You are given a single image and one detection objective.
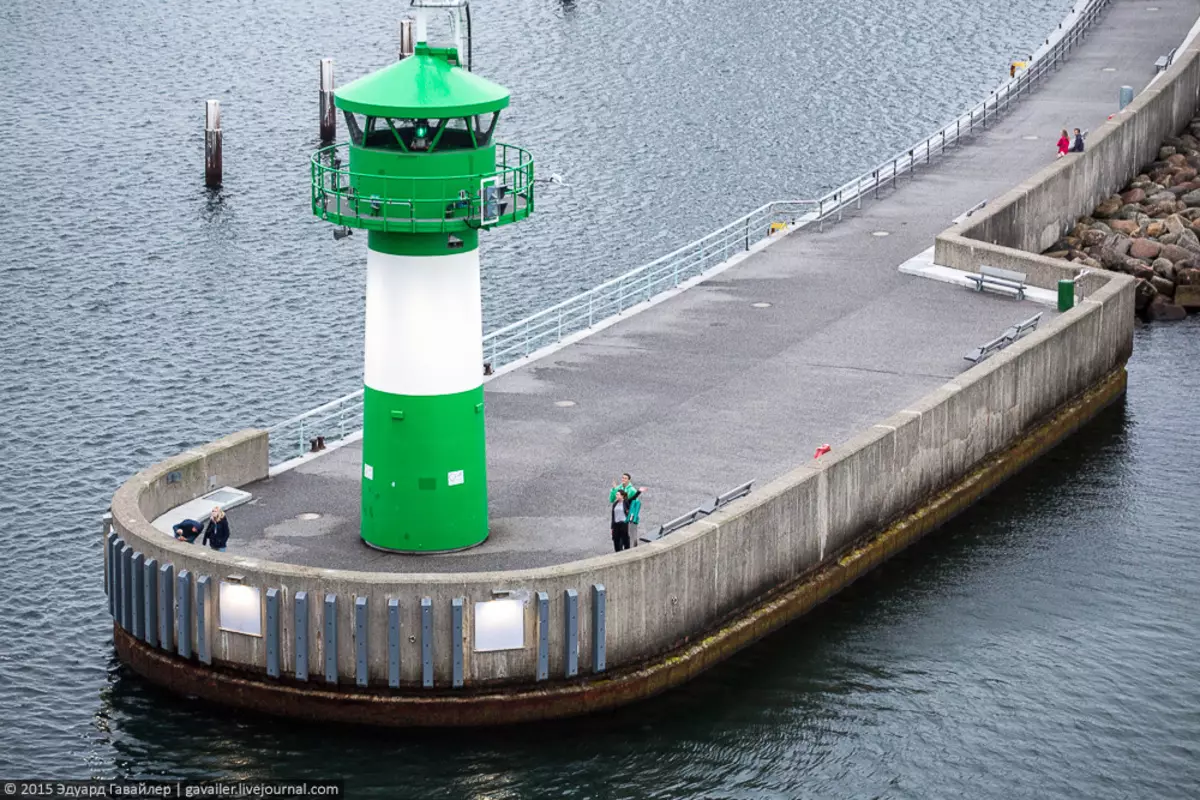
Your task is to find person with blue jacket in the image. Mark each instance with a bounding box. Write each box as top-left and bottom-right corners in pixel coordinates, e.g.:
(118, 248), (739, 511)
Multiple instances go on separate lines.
(200, 506), (231, 552)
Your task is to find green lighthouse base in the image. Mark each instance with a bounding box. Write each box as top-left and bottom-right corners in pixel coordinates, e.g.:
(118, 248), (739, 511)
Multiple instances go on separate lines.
(360, 385), (489, 552)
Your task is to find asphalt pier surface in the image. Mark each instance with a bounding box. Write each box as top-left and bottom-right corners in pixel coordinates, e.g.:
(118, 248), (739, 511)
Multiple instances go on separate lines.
(224, 0), (1195, 573)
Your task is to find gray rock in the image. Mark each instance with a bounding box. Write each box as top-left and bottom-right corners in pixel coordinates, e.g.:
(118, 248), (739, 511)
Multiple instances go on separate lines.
(1181, 189), (1200, 207)
(1150, 276), (1176, 297)
(1160, 243), (1195, 264)
(1152, 258), (1177, 281)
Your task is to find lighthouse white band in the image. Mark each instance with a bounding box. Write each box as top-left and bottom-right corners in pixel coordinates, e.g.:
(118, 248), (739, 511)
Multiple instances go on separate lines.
(364, 248), (484, 396)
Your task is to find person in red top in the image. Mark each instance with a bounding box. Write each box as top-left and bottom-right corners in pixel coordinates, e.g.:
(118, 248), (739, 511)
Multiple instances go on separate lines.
(1057, 129), (1070, 159)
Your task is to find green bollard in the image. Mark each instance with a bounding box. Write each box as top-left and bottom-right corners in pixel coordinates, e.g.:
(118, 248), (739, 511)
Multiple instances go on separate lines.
(1058, 278), (1075, 312)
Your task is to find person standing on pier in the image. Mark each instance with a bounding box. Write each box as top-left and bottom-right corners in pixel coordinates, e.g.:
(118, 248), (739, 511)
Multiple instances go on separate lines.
(627, 486), (644, 546)
(1057, 129), (1071, 159)
(610, 489), (630, 552)
(201, 506), (231, 552)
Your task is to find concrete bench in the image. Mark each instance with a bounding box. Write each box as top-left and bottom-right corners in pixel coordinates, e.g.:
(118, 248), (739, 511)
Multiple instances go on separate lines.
(966, 265), (1027, 300)
(1155, 47), (1178, 72)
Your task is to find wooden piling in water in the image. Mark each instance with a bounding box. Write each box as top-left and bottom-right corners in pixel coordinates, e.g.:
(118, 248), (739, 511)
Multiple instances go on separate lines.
(319, 59), (335, 143)
(204, 100), (222, 188)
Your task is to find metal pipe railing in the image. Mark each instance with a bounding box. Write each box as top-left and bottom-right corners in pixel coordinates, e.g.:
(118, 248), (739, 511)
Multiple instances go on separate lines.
(268, 0), (1112, 465)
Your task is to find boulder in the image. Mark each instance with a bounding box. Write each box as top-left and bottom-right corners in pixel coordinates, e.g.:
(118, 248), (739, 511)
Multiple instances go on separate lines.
(1129, 238), (1161, 260)
(1100, 246), (1128, 270)
(1080, 229), (1107, 248)
(1160, 243), (1195, 264)
(1104, 233), (1132, 256)
(1175, 167), (1198, 183)
(1146, 295), (1188, 321)
(1160, 146), (1178, 160)
(1094, 196), (1122, 218)
(1152, 258), (1177, 281)
(1131, 263), (1156, 281)
(1080, 256), (1103, 269)
(1150, 276), (1176, 297)
(1134, 279), (1158, 311)
(1110, 218), (1140, 235)
(1167, 152), (1188, 167)
(1120, 187), (1147, 204)
(1176, 267), (1200, 285)
(1045, 249), (1070, 260)
(1091, 221), (1113, 235)
(1118, 204), (1143, 220)
(1181, 189), (1200, 207)
(1174, 284), (1200, 308)
(1070, 222), (1092, 239)
(1148, 191), (1177, 204)
(1181, 208), (1200, 221)
(1160, 231), (1181, 245)
(1146, 221), (1167, 238)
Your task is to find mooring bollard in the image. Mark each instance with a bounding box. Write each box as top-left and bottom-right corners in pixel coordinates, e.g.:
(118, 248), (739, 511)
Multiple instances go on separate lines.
(204, 99), (222, 188)
(319, 58), (335, 143)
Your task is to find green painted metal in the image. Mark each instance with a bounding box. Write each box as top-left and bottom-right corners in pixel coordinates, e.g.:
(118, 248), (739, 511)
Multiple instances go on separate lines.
(361, 385), (488, 552)
(310, 142), (534, 233)
(335, 44), (510, 118)
(313, 38), (533, 552)
(368, 230), (478, 257)
(1058, 279), (1075, 312)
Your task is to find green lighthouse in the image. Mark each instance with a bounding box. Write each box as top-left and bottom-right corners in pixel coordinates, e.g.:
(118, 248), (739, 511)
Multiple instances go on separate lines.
(311, 10), (534, 552)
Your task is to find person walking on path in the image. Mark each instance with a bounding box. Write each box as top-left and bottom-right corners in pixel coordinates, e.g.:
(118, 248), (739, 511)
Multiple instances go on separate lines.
(201, 506), (231, 552)
(610, 488), (630, 552)
(1056, 129), (1070, 159)
(1070, 127), (1086, 153)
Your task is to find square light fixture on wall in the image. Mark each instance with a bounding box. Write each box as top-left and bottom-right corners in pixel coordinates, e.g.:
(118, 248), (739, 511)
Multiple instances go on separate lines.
(218, 582), (263, 636)
(474, 598), (524, 651)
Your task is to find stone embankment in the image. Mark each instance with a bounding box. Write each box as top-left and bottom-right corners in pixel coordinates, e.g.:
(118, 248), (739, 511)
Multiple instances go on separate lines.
(1042, 116), (1200, 321)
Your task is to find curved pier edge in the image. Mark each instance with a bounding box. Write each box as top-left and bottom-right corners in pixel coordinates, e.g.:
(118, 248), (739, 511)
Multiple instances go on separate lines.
(114, 365), (1127, 728)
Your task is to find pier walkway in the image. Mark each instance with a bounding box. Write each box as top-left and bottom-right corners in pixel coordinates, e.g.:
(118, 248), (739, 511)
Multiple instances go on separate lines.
(226, 0), (1195, 573)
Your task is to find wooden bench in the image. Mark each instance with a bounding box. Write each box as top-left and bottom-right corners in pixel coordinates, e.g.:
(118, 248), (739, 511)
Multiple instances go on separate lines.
(1155, 47), (1178, 72)
(966, 265), (1027, 300)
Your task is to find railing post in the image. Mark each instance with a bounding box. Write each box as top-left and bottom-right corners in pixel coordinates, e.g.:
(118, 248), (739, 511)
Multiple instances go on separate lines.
(588, 293), (594, 326)
(744, 217), (750, 251)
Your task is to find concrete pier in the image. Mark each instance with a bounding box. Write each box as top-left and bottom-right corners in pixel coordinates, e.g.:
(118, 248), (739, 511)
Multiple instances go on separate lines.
(105, 0), (1197, 724)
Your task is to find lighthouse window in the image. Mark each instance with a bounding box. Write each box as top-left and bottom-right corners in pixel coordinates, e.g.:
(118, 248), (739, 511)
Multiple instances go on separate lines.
(473, 112), (499, 146)
(343, 111), (365, 146)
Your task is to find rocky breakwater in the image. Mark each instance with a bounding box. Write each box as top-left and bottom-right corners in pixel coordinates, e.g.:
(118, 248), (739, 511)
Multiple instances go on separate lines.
(1042, 120), (1200, 322)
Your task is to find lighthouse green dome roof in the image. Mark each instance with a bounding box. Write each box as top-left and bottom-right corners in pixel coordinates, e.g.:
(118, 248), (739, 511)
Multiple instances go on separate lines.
(335, 45), (511, 118)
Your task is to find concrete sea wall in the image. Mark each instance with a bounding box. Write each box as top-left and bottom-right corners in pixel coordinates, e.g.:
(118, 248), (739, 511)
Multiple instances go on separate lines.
(935, 18), (1200, 283)
(106, 274), (1133, 722)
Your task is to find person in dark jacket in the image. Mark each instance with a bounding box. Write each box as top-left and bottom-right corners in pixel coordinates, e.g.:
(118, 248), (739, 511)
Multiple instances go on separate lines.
(610, 489), (631, 552)
(1070, 128), (1086, 153)
(173, 518), (203, 543)
(201, 506), (231, 552)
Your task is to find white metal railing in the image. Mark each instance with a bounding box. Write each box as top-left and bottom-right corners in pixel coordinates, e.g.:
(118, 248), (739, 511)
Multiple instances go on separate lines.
(267, 0), (1112, 466)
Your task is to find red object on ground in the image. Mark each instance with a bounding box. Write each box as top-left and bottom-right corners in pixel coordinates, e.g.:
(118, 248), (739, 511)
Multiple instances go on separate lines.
(814, 444), (832, 459)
